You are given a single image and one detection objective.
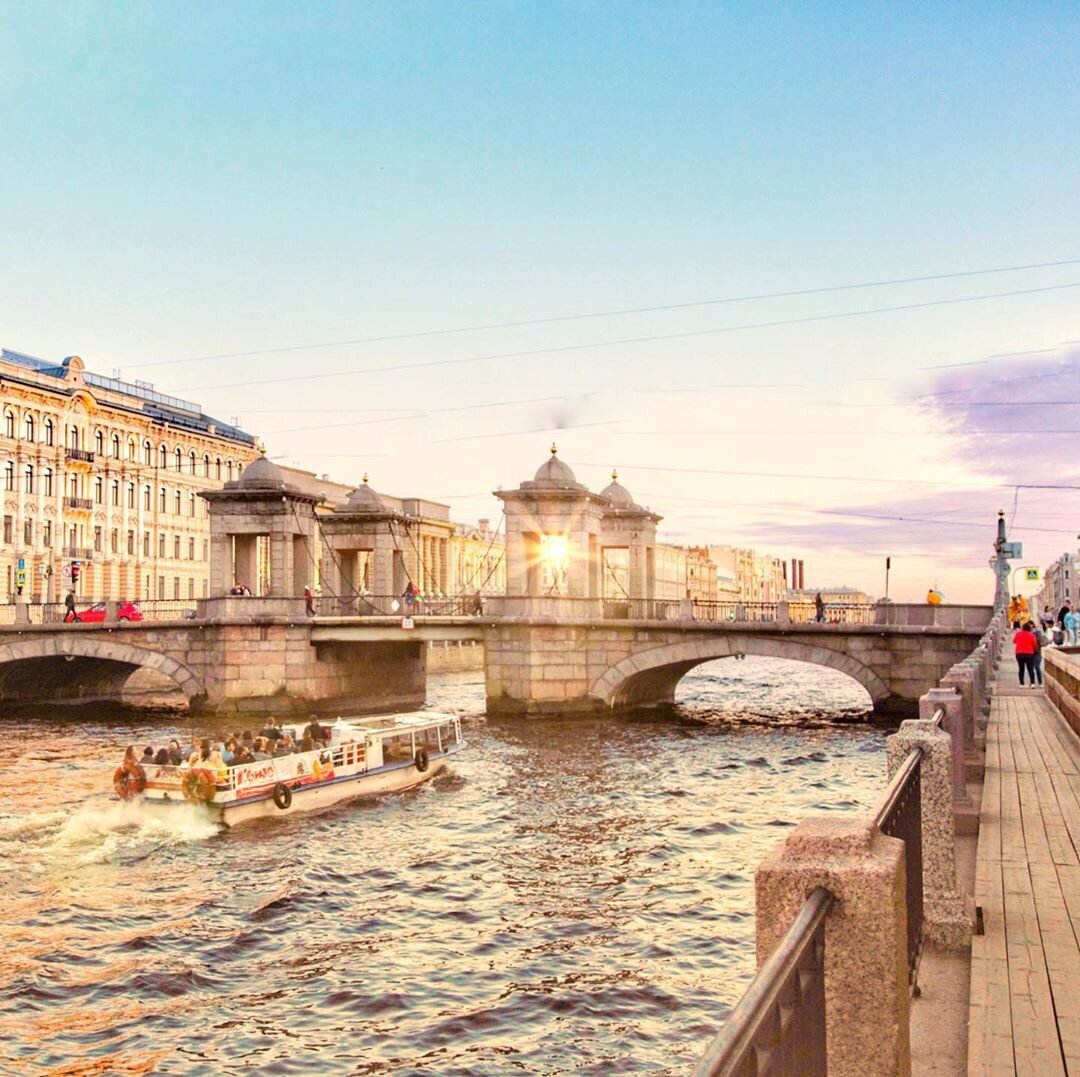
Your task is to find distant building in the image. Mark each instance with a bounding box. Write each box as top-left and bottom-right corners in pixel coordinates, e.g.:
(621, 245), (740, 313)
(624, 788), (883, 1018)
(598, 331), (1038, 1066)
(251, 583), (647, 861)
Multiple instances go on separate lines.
(708, 544), (787, 603)
(0, 348), (258, 604)
(1037, 551), (1080, 615)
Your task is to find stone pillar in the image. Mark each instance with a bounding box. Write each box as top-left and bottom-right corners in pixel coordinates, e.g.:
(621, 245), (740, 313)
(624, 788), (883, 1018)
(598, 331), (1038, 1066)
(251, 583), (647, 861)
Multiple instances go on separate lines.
(756, 817), (910, 1077)
(887, 718), (972, 949)
(920, 686), (977, 832)
(14, 599), (29, 625)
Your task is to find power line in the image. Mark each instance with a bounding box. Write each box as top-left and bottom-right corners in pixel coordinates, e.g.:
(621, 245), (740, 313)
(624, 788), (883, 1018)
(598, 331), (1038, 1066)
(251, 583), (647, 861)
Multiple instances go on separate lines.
(181, 281), (1080, 394)
(136, 256), (1080, 368)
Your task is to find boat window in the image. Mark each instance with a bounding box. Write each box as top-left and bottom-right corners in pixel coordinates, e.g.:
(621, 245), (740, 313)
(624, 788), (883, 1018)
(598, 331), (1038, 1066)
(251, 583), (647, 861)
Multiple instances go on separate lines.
(382, 734), (413, 763)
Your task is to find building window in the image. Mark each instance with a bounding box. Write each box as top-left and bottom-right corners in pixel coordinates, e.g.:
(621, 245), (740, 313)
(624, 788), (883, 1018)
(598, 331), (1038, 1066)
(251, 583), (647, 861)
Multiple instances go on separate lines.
(69, 475), (79, 499)
(189, 451), (196, 474)
(43, 520), (52, 547)
(143, 440), (152, 465)
(3, 411), (13, 437)
(143, 485), (151, 511)
(110, 529), (118, 554)
(215, 457), (222, 479)
(203, 454), (210, 477)
(44, 418), (54, 446)
(112, 433), (120, 458)
(202, 580), (208, 598)
(188, 536), (195, 560)
(159, 487), (166, 512)
(127, 482), (135, 509)
(93, 527), (102, 552)
(3, 462), (12, 491)
(109, 480), (117, 505)
(68, 426), (79, 450)
(143, 531), (150, 557)
(175, 447), (182, 472)
(173, 489), (181, 515)
(158, 576), (165, 600)
(95, 430), (104, 456)
(173, 535), (181, 559)
(158, 533), (166, 557)
(2, 516), (11, 544)
(226, 460), (234, 481)
(157, 445), (167, 468)
(94, 477), (103, 504)
(42, 468), (52, 497)
(202, 539), (209, 561)
(127, 530), (135, 555)
(173, 577), (181, 600)
(23, 520), (32, 546)
(188, 492), (196, 517)
(188, 578), (195, 600)
(127, 437), (135, 461)
(24, 415), (34, 442)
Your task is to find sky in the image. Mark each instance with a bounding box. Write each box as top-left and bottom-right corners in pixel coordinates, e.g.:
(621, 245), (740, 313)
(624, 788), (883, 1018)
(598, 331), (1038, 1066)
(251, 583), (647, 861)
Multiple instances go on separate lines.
(2, 2), (1079, 603)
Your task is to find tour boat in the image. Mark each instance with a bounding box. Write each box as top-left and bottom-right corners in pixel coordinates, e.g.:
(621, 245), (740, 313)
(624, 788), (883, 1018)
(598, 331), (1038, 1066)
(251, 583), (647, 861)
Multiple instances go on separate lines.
(112, 711), (465, 826)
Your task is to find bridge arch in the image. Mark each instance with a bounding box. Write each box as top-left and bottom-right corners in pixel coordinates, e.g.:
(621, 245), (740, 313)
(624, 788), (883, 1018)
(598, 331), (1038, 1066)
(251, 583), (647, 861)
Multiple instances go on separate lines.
(0, 635), (205, 704)
(591, 635), (890, 711)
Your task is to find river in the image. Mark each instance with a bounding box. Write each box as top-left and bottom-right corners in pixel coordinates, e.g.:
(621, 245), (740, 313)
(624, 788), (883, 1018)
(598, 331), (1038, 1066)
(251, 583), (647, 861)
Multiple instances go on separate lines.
(0, 657), (892, 1075)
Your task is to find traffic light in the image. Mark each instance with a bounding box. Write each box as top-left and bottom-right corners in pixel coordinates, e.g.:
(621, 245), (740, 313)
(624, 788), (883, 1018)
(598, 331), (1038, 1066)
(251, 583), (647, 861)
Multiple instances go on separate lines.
(71, 560), (80, 586)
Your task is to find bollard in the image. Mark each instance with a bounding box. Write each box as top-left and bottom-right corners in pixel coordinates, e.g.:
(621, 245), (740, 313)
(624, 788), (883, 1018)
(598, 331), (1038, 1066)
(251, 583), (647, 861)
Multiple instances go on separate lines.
(920, 687), (978, 834)
(888, 719), (972, 949)
(756, 817), (910, 1077)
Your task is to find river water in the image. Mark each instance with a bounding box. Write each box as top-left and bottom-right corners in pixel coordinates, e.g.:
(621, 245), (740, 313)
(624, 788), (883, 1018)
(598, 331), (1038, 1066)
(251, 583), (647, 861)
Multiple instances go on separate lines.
(0, 658), (892, 1075)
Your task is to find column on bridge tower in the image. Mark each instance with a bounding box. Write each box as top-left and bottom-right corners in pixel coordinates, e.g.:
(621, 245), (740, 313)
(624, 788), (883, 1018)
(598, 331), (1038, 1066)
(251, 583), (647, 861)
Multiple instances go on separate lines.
(199, 450), (320, 605)
(493, 445), (607, 607)
(599, 470), (662, 605)
(319, 475), (397, 612)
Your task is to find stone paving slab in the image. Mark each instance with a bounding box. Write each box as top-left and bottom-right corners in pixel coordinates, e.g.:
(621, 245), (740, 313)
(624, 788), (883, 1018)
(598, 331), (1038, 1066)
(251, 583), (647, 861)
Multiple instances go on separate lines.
(968, 684), (1080, 1076)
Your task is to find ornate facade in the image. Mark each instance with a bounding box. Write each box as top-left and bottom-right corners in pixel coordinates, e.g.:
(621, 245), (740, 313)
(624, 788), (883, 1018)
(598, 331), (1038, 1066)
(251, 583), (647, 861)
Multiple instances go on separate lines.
(0, 348), (258, 604)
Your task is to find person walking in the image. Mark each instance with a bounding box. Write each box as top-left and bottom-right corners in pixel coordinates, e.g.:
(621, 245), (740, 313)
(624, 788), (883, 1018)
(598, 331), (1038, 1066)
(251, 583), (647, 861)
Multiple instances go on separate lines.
(304, 584), (316, 616)
(1013, 621), (1038, 687)
(1040, 605), (1055, 631)
(1031, 621), (1046, 687)
(814, 593), (825, 623)
(63, 591), (81, 623)
(1065, 606), (1080, 646)
(1057, 599), (1072, 632)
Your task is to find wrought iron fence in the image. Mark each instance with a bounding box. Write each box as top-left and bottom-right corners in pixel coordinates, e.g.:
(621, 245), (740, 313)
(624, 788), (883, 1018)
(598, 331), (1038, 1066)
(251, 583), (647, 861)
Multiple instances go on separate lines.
(693, 888), (833, 1076)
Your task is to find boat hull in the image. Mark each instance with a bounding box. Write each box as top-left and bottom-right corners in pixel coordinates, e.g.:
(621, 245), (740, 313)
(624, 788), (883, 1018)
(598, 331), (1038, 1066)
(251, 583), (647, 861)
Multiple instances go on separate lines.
(140, 756), (451, 827)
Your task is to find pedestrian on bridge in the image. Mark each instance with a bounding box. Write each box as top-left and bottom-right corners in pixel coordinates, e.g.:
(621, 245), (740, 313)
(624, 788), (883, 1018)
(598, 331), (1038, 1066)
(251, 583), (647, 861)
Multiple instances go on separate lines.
(63, 591), (80, 623)
(1013, 621), (1039, 687)
(814, 593), (825, 623)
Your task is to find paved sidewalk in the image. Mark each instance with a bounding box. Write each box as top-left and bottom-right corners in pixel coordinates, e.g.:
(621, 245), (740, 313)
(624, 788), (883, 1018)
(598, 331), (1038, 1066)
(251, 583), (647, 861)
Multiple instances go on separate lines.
(967, 659), (1080, 1075)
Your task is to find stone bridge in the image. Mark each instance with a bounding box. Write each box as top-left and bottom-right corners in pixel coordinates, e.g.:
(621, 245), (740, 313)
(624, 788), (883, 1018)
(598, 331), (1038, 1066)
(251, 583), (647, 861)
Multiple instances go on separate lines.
(0, 596), (992, 718)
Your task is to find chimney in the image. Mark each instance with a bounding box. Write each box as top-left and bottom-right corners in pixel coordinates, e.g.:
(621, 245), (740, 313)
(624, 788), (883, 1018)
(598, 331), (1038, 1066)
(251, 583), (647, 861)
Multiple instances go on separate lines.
(478, 518), (490, 532)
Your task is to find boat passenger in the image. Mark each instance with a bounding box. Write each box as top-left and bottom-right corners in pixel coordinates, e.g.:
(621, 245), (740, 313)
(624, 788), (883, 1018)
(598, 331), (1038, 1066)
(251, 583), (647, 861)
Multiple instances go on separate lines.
(207, 748), (228, 781)
(221, 739), (236, 765)
(251, 737), (271, 761)
(141, 746), (155, 764)
(275, 735), (296, 756)
(260, 723), (284, 741)
(300, 734), (315, 753)
(189, 737), (212, 767)
(304, 717), (329, 745)
(121, 745), (138, 768)
(232, 744), (255, 766)
(153, 747), (170, 766)
(166, 739), (184, 765)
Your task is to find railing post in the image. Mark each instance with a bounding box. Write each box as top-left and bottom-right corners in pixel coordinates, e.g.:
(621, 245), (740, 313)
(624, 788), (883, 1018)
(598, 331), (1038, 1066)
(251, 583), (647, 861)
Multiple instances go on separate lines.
(920, 687), (977, 833)
(14, 599), (29, 625)
(756, 817), (910, 1077)
(887, 718), (972, 949)
(104, 599), (118, 624)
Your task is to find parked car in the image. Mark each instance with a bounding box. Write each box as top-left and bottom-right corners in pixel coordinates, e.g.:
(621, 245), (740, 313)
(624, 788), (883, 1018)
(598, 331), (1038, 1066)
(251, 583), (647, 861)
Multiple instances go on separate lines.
(79, 601), (144, 623)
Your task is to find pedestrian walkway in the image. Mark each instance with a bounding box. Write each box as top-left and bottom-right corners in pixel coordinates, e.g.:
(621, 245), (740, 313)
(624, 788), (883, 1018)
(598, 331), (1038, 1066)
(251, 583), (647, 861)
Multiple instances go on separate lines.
(968, 659), (1080, 1075)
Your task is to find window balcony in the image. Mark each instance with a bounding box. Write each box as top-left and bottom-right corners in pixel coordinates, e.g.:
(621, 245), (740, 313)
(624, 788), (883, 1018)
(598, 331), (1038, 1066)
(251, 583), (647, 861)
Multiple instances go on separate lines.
(61, 546), (94, 560)
(65, 448), (96, 463)
(63, 496), (94, 511)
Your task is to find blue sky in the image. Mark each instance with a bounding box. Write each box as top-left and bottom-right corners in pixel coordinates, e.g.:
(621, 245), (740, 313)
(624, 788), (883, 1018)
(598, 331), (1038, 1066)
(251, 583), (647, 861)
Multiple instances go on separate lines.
(3, 2), (1079, 601)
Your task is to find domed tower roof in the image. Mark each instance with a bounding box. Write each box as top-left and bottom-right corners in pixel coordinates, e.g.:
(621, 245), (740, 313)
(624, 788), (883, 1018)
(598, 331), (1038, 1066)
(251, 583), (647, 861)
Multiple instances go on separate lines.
(532, 443), (577, 486)
(236, 449), (286, 489)
(342, 473), (384, 512)
(600, 469), (634, 508)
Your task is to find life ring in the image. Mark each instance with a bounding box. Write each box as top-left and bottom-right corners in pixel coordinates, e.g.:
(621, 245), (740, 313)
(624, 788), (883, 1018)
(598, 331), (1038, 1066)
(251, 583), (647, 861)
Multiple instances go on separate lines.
(272, 782), (293, 810)
(415, 747), (429, 773)
(113, 763), (146, 800)
(181, 768), (217, 804)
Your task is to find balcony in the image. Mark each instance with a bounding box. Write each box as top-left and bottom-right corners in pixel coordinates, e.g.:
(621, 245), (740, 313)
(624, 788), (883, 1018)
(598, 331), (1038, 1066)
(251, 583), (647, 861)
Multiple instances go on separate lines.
(61, 546), (94, 560)
(65, 448), (96, 463)
(63, 496), (94, 511)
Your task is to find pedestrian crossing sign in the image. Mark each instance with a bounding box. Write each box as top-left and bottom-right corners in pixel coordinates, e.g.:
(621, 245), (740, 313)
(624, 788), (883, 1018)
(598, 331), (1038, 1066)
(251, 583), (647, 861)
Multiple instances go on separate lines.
(1024, 568), (1040, 582)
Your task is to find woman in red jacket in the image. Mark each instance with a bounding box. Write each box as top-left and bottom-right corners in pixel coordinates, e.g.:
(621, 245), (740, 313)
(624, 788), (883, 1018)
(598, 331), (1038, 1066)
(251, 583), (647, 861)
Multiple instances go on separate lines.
(1013, 621), (1038, 687)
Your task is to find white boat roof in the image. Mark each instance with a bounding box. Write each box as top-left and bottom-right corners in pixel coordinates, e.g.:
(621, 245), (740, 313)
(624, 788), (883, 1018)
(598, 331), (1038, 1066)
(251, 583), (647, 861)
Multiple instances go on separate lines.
(337, 710), (458, 731)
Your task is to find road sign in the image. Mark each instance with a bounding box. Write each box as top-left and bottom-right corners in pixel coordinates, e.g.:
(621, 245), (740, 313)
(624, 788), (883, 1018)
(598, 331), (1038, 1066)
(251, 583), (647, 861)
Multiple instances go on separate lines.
(1024, 567), (1040, 582)
(1001, 541), (1023, 558)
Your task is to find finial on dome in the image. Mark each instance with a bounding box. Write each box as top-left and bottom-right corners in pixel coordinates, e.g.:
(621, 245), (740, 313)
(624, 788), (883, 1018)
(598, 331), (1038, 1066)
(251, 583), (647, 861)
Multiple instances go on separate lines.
(257, 442), (266, 456)
(550, 442), (558, 456)
(611, 468), (618, 481)
(998, 509), (1005, 517)
(363, 472), (369, 484)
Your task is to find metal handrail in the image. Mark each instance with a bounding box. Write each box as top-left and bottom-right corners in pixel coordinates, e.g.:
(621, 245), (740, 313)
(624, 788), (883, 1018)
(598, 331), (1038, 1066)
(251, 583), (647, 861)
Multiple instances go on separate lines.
(694, 887), (834, 1076)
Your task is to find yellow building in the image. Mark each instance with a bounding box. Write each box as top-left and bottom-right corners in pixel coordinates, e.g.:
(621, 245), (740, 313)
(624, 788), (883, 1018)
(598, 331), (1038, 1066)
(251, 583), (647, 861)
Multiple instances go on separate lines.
(1, 348), (259, 604)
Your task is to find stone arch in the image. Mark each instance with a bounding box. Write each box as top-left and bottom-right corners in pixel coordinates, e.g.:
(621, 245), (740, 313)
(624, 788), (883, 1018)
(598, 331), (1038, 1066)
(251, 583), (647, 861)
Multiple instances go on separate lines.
(591, 635), (890, 710)
(0, 634), (204, 702)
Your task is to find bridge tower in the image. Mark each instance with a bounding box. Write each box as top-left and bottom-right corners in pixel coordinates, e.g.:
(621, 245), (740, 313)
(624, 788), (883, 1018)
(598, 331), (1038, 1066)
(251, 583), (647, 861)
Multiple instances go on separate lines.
(200, 451), (320, 597)
(494, 445), (608, 599)
(598, 470), (662, 603)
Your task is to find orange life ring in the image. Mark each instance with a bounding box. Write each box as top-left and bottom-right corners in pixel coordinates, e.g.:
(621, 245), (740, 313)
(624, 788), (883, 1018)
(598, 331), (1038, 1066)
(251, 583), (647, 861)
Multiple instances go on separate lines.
(113, 763), (147, 800)
(181, 768), (217, 804)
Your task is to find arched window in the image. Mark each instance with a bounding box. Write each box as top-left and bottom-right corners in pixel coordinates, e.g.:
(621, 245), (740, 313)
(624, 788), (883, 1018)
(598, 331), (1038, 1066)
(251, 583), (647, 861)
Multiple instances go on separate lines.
(3, 411), (14, 438)
(44, 418), (54, 446)
(159, 444), (168, 468)
(175, 447), (183, 472)
(94, 430), (104, 456)
(203, 454), (210, 477)
(23, 464), (34, 494)
(189, 450), (196, 474)
(69, 426), (79, 450)
(226, 460), (234, 481)
(127, 437), (136, 461)
(215, 457), (222, 479)
(24, 415), (34, 442)
(112, 433), (120, 458)
(143, 440), (152, 465)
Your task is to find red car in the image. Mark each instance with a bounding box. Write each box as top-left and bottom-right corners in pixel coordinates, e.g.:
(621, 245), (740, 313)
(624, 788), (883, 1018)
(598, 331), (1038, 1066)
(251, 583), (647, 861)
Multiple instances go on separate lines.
(79, 601), (144, 623)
